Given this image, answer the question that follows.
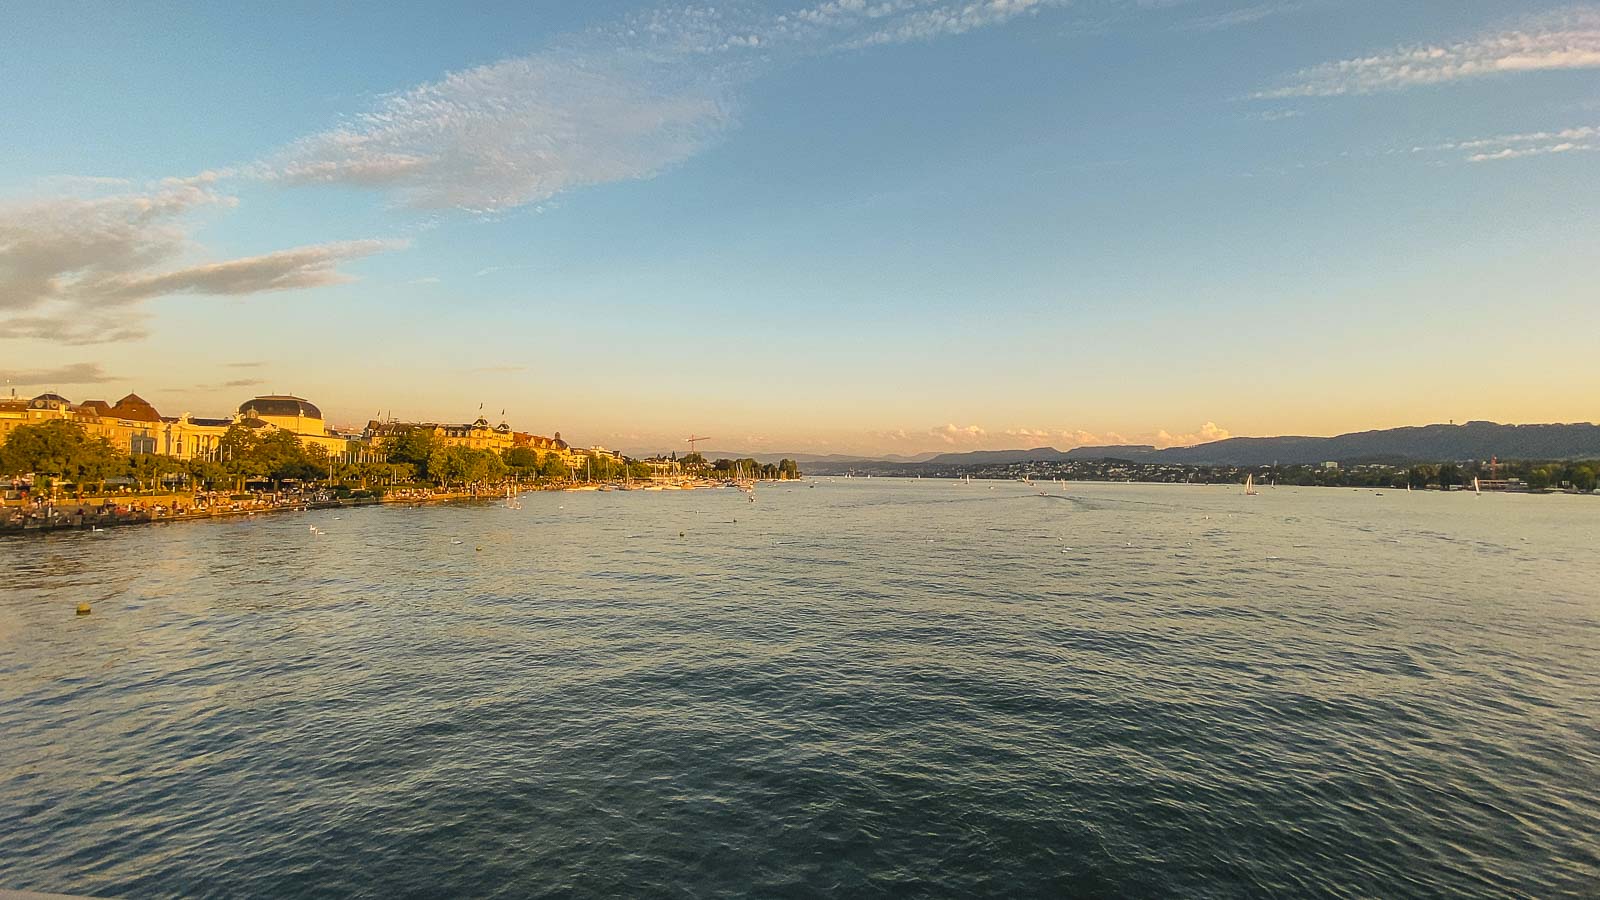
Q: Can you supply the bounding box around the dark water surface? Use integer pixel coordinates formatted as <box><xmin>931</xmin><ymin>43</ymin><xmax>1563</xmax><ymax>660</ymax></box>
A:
<box><xmin>2</xmin><ymin>480</ymin><xmax>1597</xmax><ymax>898</ymax></box>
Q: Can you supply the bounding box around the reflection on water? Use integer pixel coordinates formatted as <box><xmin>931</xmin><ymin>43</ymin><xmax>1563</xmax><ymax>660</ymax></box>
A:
<box><xmin>2</xmin><ymin>481</ymin><xmax>1597</xmax><ymax>898</ymax></box>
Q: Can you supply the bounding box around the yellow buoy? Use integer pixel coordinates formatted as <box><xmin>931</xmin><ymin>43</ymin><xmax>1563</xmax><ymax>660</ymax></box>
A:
<box><xmin>76</xmin><ymin>602</ymin><xmax>92</xmax><ymax>616</ymax></box>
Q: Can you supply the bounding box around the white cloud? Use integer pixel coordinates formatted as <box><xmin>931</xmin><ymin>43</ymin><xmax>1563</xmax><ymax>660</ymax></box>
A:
<box><xmin>1153</xmin><ymin>421</ymin><xmax>1231</xmax><ymax>448</ymax></box>
<box><xmin>269</xmin><ymin>52</ymin><xmax>734</xmax><ymax>212</ymax></box>
<box><xmin>873</xmin><ymin>421</ymin><xmax>1235</xmax><ymax>452</ymax></box>
<box><xmin>1181</xmin><ymin>1</ymin><xmax>1314</xmax><ymax>33</ymax></box>
<box><xmin>1003</xmin><ymin>427</ymin><xmax>1127</xmax><ymax>447</ymax></box>
<box><xmin>840</xmin><ymin>0</ymin><xmax>1065</xmax><ymax>49</ymax></box>
<box><xmin>1468</xmin><ymin>142</ymin><xmax>1593</xmax><ymax>162</ymax></box>
<box><xmin>0</xmin><ymin>184</ymin><xmax>400</xmax><ymax>344</ymax></box>
<box><xmin>1404</xmin><ymin>124</ymin><xmax>1598</xmax><ymax>162</ymax></box>
<box><xmin>1257</xmin><ymin>8</ymin><xmax>1600</xmax><ymax>97</ymax></box>
<box><xmin>931</xmin><ymin>422</ymin><xmax>989</xmax><ymax>444</ymax></box>
<box><xmin>261</xmin><ymin>0</ymin><xmax>1095</xmax><ymax>213</ymax></box>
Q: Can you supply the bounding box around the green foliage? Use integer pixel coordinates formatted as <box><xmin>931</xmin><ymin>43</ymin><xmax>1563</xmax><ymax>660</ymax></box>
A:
<box><xmin>385</xmin><ymin>428</ymin><xmax>438</xmax><ymax>478</ymax></box>
<box><xmin>220</xmin><ymin>424</ymin><xmax>322</xmax><ymax>483</ymax></box>
<box><xmin>1437</xmin><ymin>462</ymin><xmax>1460</xmax><ymax>491</ymax></box>
<box><xmin>539</xmin><ymin>454</ymin><xmax>570</xmax><ymax>480</ymax></box>
<box><xmin>504</xmin><ymin>446</ymin><xmax>540</xmax><ymax>473</ymax></box>
<box><xmin>0</xmin><ymin>420</ymin><xmax>122</xmax><ymax>487</ymax></box>
<box><xmin>186</xmin><ymin>458</ymin><xmax>229</xmax><ymax>489</ymax></box>
<box><xmin>1571</xmin><ymin>465</ymin><xmax>1597</xmax><ymax>493</ymax></box>
<box><xmin>428</xmin><ymin>445</ymin><xmax>509</xmax><ymax>486</ymax></box>
<box><xmin>129</xmin><ymin>453</ymin><xmax>183</xmax><ymax>491</ymax></box>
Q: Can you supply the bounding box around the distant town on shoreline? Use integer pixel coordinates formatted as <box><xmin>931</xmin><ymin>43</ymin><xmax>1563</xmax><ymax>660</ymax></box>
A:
<box><xmin>4</xmin><ymin>384</ymin><xmax>1598</xmax><ymax>504</ymax></box>
<box><xmin>0</xmin><ymin>386</ymin><xmax>801</xmax><ymax>510</ymax></box>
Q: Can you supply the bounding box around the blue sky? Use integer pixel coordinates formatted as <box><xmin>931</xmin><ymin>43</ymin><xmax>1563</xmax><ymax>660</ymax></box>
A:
<box><xmin>2</xmin><ymin>1</ymin><xmax>1597</xmax><ymax>455</ymax></box>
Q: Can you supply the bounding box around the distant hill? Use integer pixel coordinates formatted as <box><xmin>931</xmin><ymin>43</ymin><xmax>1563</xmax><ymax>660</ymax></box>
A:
<box><xmin>1065</xmin><ymin>445</ymin><xmax>1157</xmax><ymax>460</ymax></box>
<box><xmin>688</xmin><ymin>450</ymin><xmax>941</xmax><ymax>465</ymax></box>
<box><xmin>925</xmin><ymin>447</ymin><xmax>1072</xmax><ymax>465</ymax></box>
<box><xmin>814</xmin><ymin>421</ymin><xmax>1600</xmax><ymax>470</ymax></box>
<box><xmin>1068</xmin><ymin>421</ymin><xmax>1600</xmax><ymax>466</ymax></box>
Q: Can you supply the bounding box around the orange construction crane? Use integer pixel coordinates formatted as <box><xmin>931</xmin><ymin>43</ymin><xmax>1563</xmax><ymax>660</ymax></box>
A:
<box><xmin>686</xmin><ymin>434</ymin><xmax>712</xmax><ymax>454</ymax></box>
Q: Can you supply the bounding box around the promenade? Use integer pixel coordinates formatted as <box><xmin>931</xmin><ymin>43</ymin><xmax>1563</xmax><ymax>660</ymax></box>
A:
<box><xmin>0</xmin><ymin>488</ymin><xmax>491</xmax><ymax>536</ymax></box>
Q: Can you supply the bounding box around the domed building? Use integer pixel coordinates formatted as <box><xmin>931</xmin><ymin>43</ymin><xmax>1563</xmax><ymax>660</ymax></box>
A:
<box><xmin>238</xmin><ymin>395</ymin><xmax>325</xmax><ymax>434</ymax></box>
<box><xmin>230</xmin><ymin>395</ymin><xmax>354</xmax><ymax>458</ymax></box>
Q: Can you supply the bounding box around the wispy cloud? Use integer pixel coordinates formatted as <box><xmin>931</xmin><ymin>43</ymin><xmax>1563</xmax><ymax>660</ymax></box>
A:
<box><xmin>0</xmin><ymin>183</ymin><xmax>403</xmax><ymax>344</ymax></box>
<box><xmin>0</xmin><ymin>362</ymin><xmax>119</xmax><ymax>386</ymax></box>
<box><xmin>1406</xmin><ymin>124</ymin><xmax>1598</xmax><ymax>162</ymax></box>
<box><xmin>836</xmin><ymin>0</ymin><xmax>1070</xmax><ymax>49</ymax></box>
<box><xmin>1180</xmin><ymin>1</ymin><xmax>1314</xmax><ymax>33</ymax></box>
<box><xmin>269</xmin><ymin>52</ymin><xmax>734</xmax><ymax>213</ymax></box>
<box><xmin>261</xmin><ymin>0</ymin><xmax>1091</xmax><ymax>214</ymax></box>
<box><xmin>1256</xmin><ymin>7</ymin><xmax>1600</xmax><ymax>98</ymax></box>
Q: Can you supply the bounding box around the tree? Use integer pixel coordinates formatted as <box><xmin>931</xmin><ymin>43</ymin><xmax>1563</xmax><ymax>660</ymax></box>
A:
<box><xmin>1569</xmin><ymin>464</ymin><xmax>1597</xmax><ymax>493</ymax></box>
<box><xmin>539</xmin><ymin>454</ymin><xmax>570</xmax><ymax>480</ymax></box>
<box><xmin>187</xmin><ymin>458</ymin><xmax>229</xmax><ymax>490</ymax></box>
<box><xmin>129</xmin><ymin>453</ymin><xmax>183</xmax><ymax>492</ymax></box>
<box><xmin>0</xmin><ymin>420</ymin><xmax>122</xmax><ymax>491</ymax></box>
<box><xmin>387</xmin><ymin>428</ymin><xmax>438</xmax><ymax>479</ymax></box>
<box><xmin>504</xmin><ymin>446</ymin><xmax>540</xmax><ymax>474</ymax></box>
<box><xmin>778</xmin><ymin>458</ymin><xmax>801</xmax><ymax>480</ymax></box>
<box><xmin>1437</xmin><ymin>463</ymin><xmax>1460</xmax><ymax>491</ymax></box>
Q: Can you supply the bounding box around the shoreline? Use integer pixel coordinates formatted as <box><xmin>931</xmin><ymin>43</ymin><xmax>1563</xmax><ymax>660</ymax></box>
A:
<box><xmin>0</xmin><ymin>479</ymin><xmax>790</xmax><ymax>538</ymax></box>
<box><xmin>0</xmin><ymin>489</ymin><xmax>504</xmax><ymax>538</ymax></box>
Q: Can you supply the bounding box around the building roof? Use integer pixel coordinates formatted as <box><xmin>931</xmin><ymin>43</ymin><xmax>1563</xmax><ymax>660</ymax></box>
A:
<box><xmin>78</xmin><ymin>399</ymin><xmax>115</xmax><ymax>416</ymax></box>
<box><xmin>239</xmin><ymin>395</ymin><xmax>321</xmax><ymax>419</ymax></box>
<box><xmin>110</xmin><ymin>393</ymin><xmax>162</xmax><ymax>422</ymax></box>
<box><xmin>29</xmin><ymin>392</ymin><xmax>71</xmax><ymax>409</ymax></box>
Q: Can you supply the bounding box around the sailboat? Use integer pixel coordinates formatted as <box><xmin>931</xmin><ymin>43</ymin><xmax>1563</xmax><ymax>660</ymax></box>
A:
<box><xmin>1244</xmin><ymin>473</ymin><xmax>1258</xmax><ymax>496</ymax></box>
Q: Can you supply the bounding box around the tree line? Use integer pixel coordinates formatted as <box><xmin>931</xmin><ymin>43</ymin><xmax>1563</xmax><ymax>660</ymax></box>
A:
<box><xmin>0</xmin><ymin>420</ymin><xmax>696</xmax><ymax>496</ymax></box>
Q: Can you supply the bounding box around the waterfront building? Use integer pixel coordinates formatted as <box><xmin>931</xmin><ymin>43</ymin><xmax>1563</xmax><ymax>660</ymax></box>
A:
<box><xmin>0</xmin><ymin>391</ymin><xmax>162</xmax><ymax>455</ymax></box>
<box><xmin>365</xmin><ymin>416</ymin><xmax>516</xmax><ymax>455</ymax></box>
<box><xmin>234</xmin><ymin>396</ymin><xmax>352</xmax><ymax>457</ymax></box>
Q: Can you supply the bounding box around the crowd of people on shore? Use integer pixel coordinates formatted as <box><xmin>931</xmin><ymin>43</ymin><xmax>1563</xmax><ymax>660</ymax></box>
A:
<box><xmin>0</xmin><ymin>483</ymin><xmax>505</xmax><ymax>534</ymax></box>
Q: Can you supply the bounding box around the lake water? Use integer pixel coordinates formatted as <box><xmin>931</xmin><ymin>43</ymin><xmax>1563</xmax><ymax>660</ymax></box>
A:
<box><xmin>2</xmin><ymin>480</ymin><xmax>1596</xmax><ymax>898</ymax></box>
